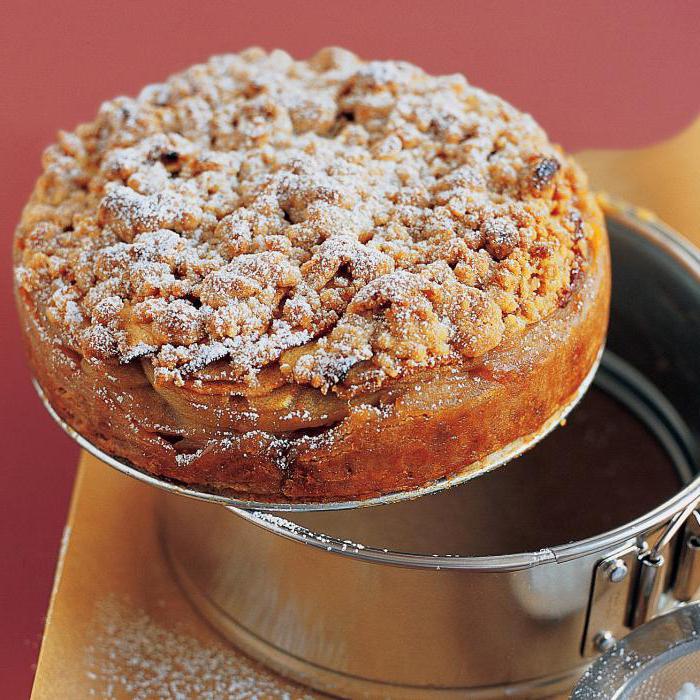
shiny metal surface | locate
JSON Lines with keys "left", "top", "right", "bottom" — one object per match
{"left": 606, "top": 558, "right": 630, "bottom": 583}
{"left": 159, "top": 373, "right": 695, "bottom": 697}
{"left": 674, "top": 511, "right": 700, "bottom": 602}
{"left": 572, "top": 602, "right": 700, "bottom": 699}
{"left": 630, "top": 551, "right": 667, "bottom": 629}
{"left": 583, "top": 544, "right": 639, "bottom": 656}
{"left": 157, "top": 205, "right": 700, "bottom": 697}
{"left": 593, "top": 631, "right": 617, "bottom": 654}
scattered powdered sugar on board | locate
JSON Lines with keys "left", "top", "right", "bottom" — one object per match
{"left": 85, "top": 596, "right": 317, "bottom": 699}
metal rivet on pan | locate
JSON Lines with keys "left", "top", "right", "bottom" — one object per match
{"left": 606, "top": 558, "right": 629, "bottom": 582}
{"left": 593, "top": 631, "right": 617, "bottom": 653}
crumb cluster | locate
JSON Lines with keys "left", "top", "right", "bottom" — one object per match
{"left": 15, "top": 47, "right": 593, "bottom": 393}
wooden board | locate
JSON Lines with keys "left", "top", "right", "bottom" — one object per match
{"left": 30, "top": 454, "right": 324, "bottom": 699}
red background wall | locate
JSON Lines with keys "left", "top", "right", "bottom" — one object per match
{"left": 1, "top": 1, "right": 698, "bottom": 696}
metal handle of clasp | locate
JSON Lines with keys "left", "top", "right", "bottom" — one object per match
{"left": 630, "top": 497, "right": 700, "bottom": 628}
{"left": 673, "top": 509, "right": 700, "bottom": 602}
{"left": 582, "top": 498, "right": 700, "bottom": 656}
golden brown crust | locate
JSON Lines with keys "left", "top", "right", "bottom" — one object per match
{"left": 14, "top": 48, "right": 610, "bottom": 501}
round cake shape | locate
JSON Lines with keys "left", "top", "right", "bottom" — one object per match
{"left": 14, "top": 47, "right": 609, "bottom": 503}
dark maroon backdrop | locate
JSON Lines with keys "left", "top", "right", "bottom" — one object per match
{"left": 1, "top": 1, "right": 698, "bottom": 696}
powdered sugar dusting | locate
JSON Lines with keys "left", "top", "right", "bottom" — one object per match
{"left": 16, "top": 46, "right": 596, "bottom": 394}
{"left": 677, "top": 684, "right": 700, "bottom": 700}
{"left": 85, "top": 596, "right": 317, "bottom": 699}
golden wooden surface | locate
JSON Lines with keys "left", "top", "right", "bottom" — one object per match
{"left": 31, "top": 455, "right": 324, "bottom": 699}
{"left": 578, "top": 117, "right": 700, "bottom": 245}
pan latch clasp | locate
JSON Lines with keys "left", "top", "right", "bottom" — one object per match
{"left": 582, "top": 500, "right": 700, "bottom": 657}
{"left": 631, "top": 499, "right": 700, "bottom": 627}
{"left": 581, "top": 544, "right": 639, "bottom": 656}
{"left": 673, "top": 509, "right": 700, "bottom": 602}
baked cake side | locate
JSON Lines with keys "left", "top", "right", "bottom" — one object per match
{"left": 14, "top": 48, "right": 609, "bottom": 501}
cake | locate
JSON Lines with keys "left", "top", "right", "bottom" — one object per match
{"left": 14, "top": 47, "right": 610, "bottom": 502}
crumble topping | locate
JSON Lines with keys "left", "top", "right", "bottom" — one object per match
{"left": 15, "top": 47, "right": 595, "bottom": 393}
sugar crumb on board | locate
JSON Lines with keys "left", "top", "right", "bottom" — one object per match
{"left": 85, "top": 596, "right": 319, "bottom": 699}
